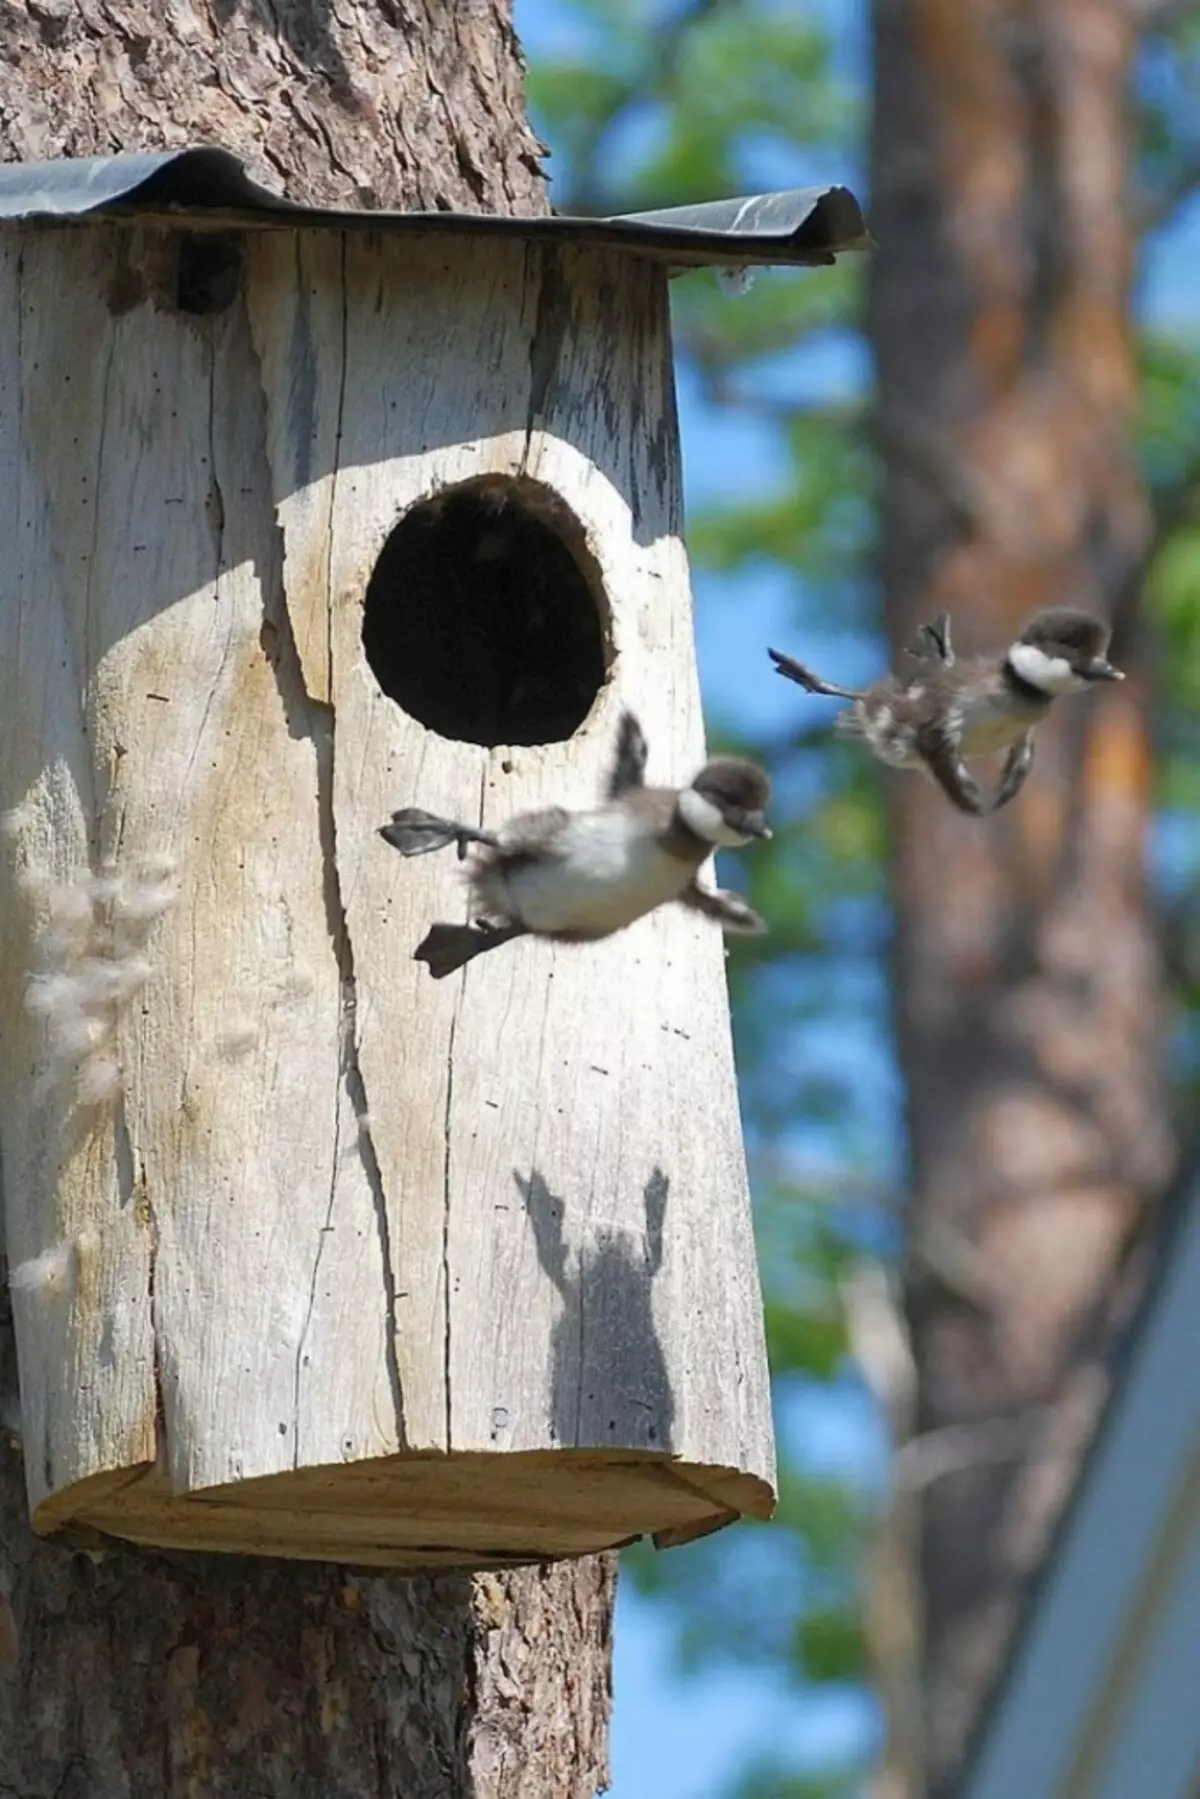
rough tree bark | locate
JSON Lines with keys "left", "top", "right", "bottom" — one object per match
{"left": 0, "top": 0, "right": 547, "bottom": 213}
{"left": 0, "top": 5, "right": 617, "bottom": 1796}
{"left": 868, "top": 1, "right": 1172, "bottom": 1792}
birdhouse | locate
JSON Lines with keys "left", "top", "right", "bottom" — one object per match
{"left": 0, "top": 149, "right": 867, "bottom": 1568}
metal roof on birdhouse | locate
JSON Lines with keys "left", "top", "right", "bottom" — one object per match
{"left": 0, "top": 144, "right": 869, "bottom": 268}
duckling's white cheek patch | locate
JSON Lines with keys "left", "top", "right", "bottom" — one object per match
{"left": 680, "top": 788, "right": 745, "bottom": 845}
{"left": 1008, "top": 643, "right": 1082, "bottom": 694}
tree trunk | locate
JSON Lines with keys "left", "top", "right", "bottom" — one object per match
{"left": 867, "top": 1, "right": 1171, "bottom": 1791}
{"left": 0, "top": 0, "right": 547, "bottom": 215}
{"left": 0, "top": 6, "right": 615, "bottom": 1796}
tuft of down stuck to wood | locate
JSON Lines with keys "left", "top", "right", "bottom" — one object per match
{"left": 0, "top": 219, "right": 775, "bottom": 1568}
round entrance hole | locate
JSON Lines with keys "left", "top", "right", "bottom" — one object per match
{"left": 362, "top": 481, "right": 609, "bottom": 747}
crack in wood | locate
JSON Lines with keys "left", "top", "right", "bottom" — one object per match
{"left": 522, "top": 246, "right": 571, "bottom": 468}
{"left": 260, "top": 238, "right": 406, "bottom": 1450}
{"left": 292, "top": 1113, "right": 340, "bottom": 1467}
{"left": 125, "top": 1127, "right": 167, "bottom": 1460}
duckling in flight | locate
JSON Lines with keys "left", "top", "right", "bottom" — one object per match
{"left": 768, "top": 607, "right": 1123, "bottom": 815}
{"left": 382, "top": 713, "right": 772, "bottom": 978}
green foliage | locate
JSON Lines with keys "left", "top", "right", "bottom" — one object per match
{"left": 672, "top": 264, "right": 860, "bottom": 371}
{"left": 1140, "top": 333, "right": 1200, "bottom": 489}
{"left": 1148, "top": 523, "right": 1200, "bottom": 719}
{"left": 729, "top": 1764, "right": 865, "bottom": 1799}
{"left": 622, "top": 1462, "right": 866, "bottom": 1677}
{"left": 795, "top": 1604, "right": 864, "bottom": 1684}
{"left": 688, "top": 412, "right": 873, "bottom": 587}
{"left": 527, "top": 0, "right": 853, "bottom": 213}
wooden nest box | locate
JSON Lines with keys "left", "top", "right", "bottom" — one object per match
{"left": 0, "top": 149, "right": 867, "bottom": 1569}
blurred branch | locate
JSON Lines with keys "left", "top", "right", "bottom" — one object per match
{"left": 873, "top": 406, "right": 1009, "bottom": 541}
{"left": 843, "top": 1261, "right": 914, "bottom": 1424}
{"left": 760, "top": 1159, "right": 996, "bottom": 1324}
{"left": 843, "top": 1264, "right": 926, "bottom": 1799}
{"left": 893, "top": 1412, "right": 1049, "bottom": 1493}
{"left": 843, "top": 1260, "right": 1025, "bottom": 1797}
{"left": 689, "top": 362, "right": 862, "bottom": 433}
{"left": 907, "top": 1217, "right": 997, "bottom": 1317}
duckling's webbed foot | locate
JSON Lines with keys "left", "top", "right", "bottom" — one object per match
{"left": 906, "top": 613, "right": 955, "bottom": 666}
{"left": 380, "top": 810, "right": 501, "bottom": 860}
{"left": 414, "top": 919, "right": 529, "bottom": 980}
{"left": 767, "top": 647, "right": 862, "bottom": 702}
{"left": 917, "top": 727, "right": 987, "bottom": 816}
{"left": 679, "top": 880, "right": 767, "bottom": 936}
{"left": 992, "top": 733, "right": 1035, "bottom": 811}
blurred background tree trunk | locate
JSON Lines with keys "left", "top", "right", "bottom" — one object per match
{"left": 0, "top": 6, "right": 616, "bottom": 1796}
{"left": 868, "top": 1, "right": 1173, "bottom": 1792}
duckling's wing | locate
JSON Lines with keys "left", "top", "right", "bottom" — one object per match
{"left": 607, "top": 712, "right": 649, "bottom": 797}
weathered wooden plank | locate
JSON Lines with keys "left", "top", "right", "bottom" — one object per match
{"left": 312, "top": 232, "right": 552, "bottom": 1454}
{"left": 0, "top": 229, "right": 159, "bottom": 1517}
{"left": 244, "top": 230, "right": 345, "bottom": 705}
{"left": 1, "top": 226, "right": 400, "bottom": 1525}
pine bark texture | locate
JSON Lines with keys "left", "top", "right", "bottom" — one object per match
{"left": 0, "top": 0, "right": 548, "bottom": 215}
{"left": 868, "top": 1, "right": 1171, "bottom": 1791}
{"left": 0, "top": 5, "right": 616, "bottom": 1796}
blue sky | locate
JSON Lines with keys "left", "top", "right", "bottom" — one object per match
{"left": 512, "top": 3, "right": 1200, "bottom": 1794}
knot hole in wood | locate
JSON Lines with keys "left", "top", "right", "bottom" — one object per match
{"left": 175, "top": 232, "right": 243, "bottom": 316}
